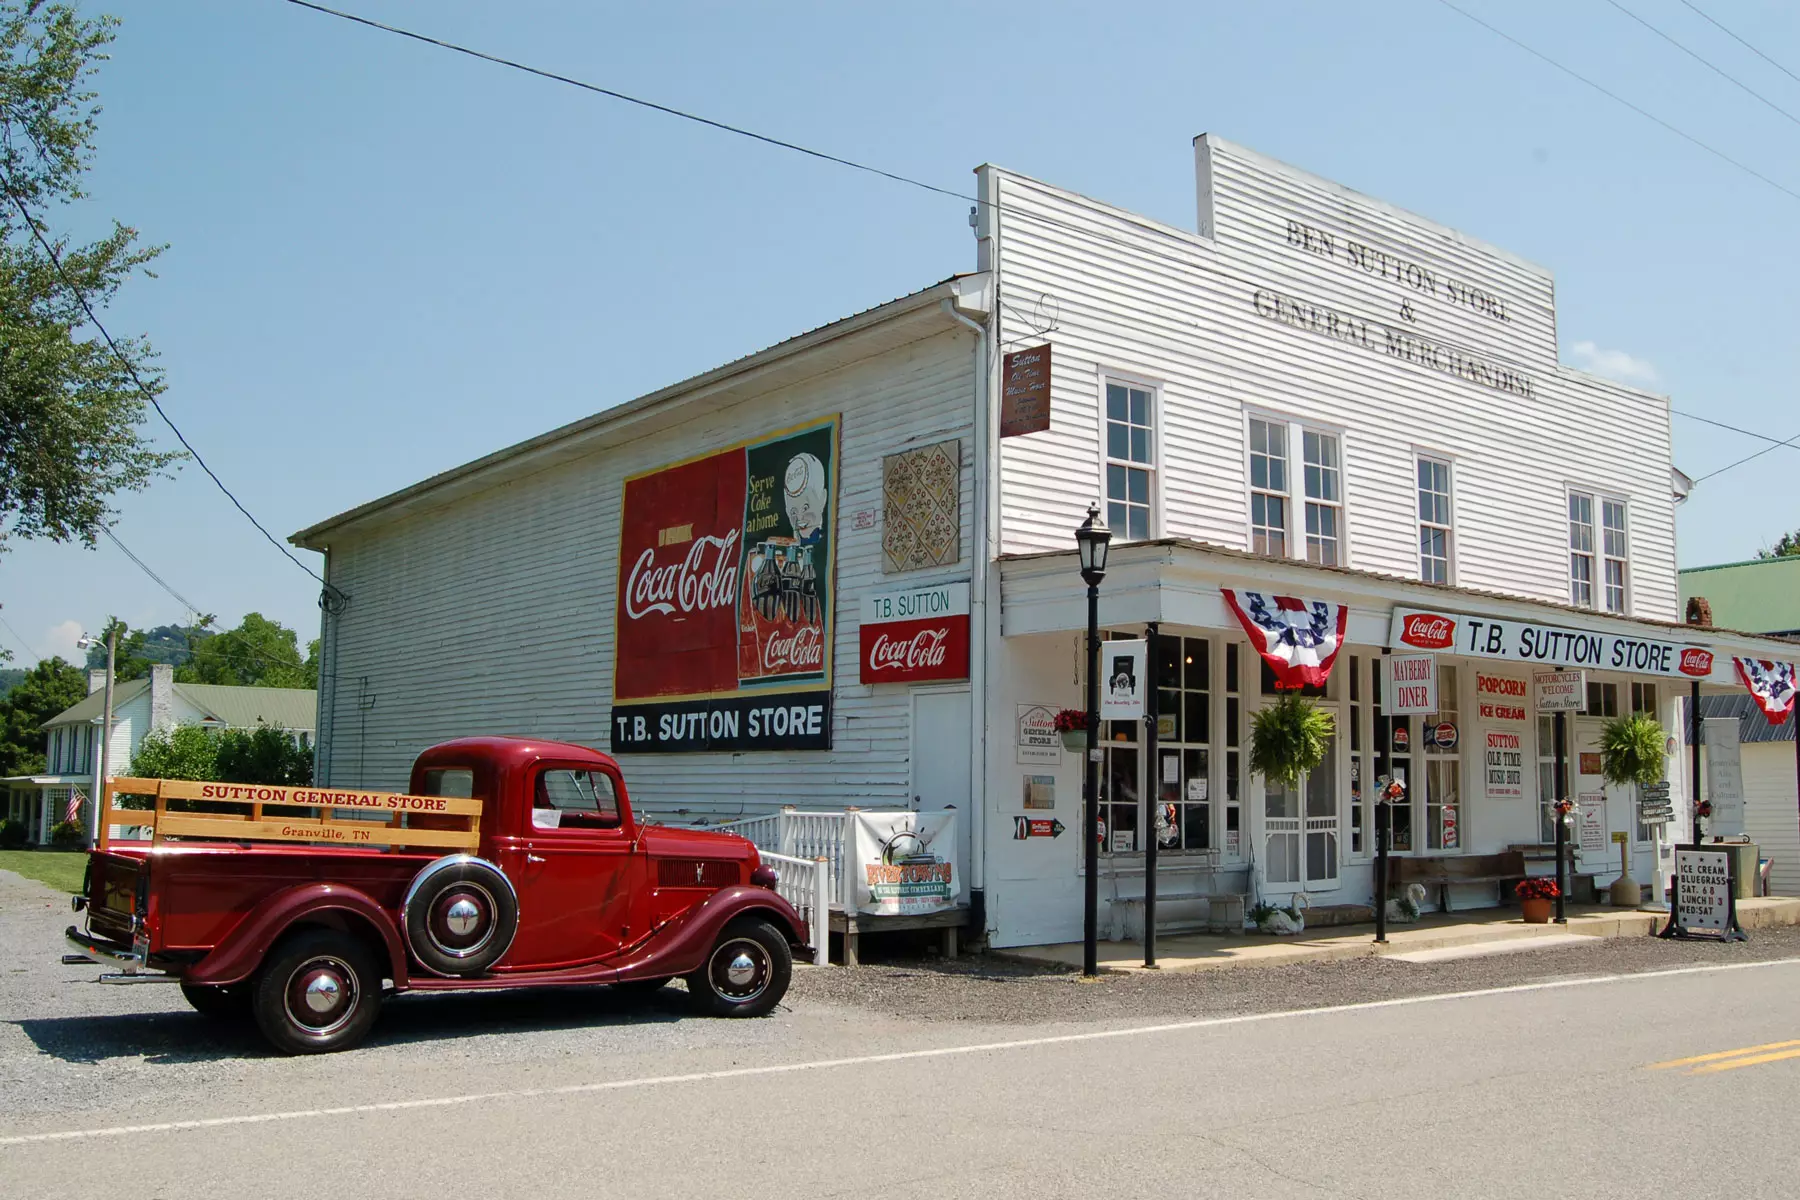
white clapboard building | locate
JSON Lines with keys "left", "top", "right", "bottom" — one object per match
{"left": 293, "top": 135, "right": 1798, "bottom": 950}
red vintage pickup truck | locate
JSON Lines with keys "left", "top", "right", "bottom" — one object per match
{"left": 63, "top": 736, "right": 806, "bottom": 1054}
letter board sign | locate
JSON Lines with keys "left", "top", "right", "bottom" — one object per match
{"left": 859, "top": 581, "right": 971, "bottom": 684}
{"left": 612, "top": 416, "right": 839, "bottom": 752}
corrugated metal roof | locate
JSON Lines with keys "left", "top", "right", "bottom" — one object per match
{"left": 1686, "top": 694, "right": 1797, "bottom": 744}
{"left": 1678, "top": 556, "right": 1800, "bottom": 636}
{"left": 43, "top": 680, "right": 316, "bottom": 733}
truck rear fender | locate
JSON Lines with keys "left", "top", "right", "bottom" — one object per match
{"left": 613, "top": 885, "right": 808, "bottom": 982}
{"left": 184, "top": 882, "right": 409, "bottom": 989}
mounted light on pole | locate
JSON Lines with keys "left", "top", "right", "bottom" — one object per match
{"left": 1075, "top": 502, "right": 1111, "bottom": 978}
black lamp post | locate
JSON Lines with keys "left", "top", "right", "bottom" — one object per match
{"left": 1076, "top": 502, "right": 1112, "bottom": 978}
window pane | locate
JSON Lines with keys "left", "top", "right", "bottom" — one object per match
{"left": 1107, "top": 462, "right": 1127, "bottom": 501}
{"left": 1269, "top": 457, "right": 1286, "bottom": 493}
{"left": 1128, "top": 467, "right": 1149, "bottom": 505}
{"left": 1130, "top": 425, "right": 1148, "bottom": 463}
{"left": 1109, "top": 502, "right": 1127, "bottom": 531}
{"left": 1251, "top": 456, "right": 1268, "bottom": 490}
{"left": 1108, "top": 422, "right": 1129, "bottom": 461}
{"left": 1107, "top": 383, "right": 1127, "bottom": 422}
{"left": 1129, "top": 387, "right": 1147, "bottom": 426}
{"left": 1129, "top": 505, "right": 1149, "bottom": 540}
{"left": 1250, "top": 418, "right": 1268, "bottom": 455}
{"left": 1266, "top": 495, "right": 1285, "bottom": 531}
{"left": 1184, "top": 638, "right": 1209, "bottom": 691}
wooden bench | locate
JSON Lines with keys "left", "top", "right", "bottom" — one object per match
{"left": 1386, "top": 851, "right": 1526, "bottom": 913}
{"left": 1111, "top": 889, "right": 1246, "bottom": 937}
{"left": 829, "top": 906, "right": 968, "bottom": 966}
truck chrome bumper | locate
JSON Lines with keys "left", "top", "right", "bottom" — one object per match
{"left": 64, "top": 925, "right": 174, "bottom": 983}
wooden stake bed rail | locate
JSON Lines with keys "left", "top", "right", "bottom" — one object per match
{"left": 97, "top": 777, "right": 482, "bottom": 853}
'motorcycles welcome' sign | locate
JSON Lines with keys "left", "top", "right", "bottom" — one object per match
{"left": 612, "top": 417, "right": 839, "bottom": 752}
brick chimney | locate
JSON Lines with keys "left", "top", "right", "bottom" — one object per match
{"left": 148, "top": 663, "right": 174, "bottom": 732}
{"left": 1686, "top": 596, "right": 1713, "bottom": 628}
{"left": 88, "top": 669, "right": 107, "bottom": 695}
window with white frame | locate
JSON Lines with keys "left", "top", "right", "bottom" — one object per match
{"left": 1417, "top": 457, "right": 1452, "bottom": 584}
{"left": 1105, "top": 380, "right": 1154, "bottom": 541}
{"left": 1248, "top": 416, "right": 1288, "bottom": 556}
{"left": 1568, "top": 492, "right": 1596, "bottom": 607}
{"left": 1302, "top": 430, "right": 1342, "bottom": 566}
{"left": 1602, "top": 499, "right": 1629, "bottom": 614}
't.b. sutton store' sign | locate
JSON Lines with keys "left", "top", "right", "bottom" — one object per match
{"left": 1389, "top": 606, "right": 1715, "bottom": 680}
{"left": 860, "top": 581, "right": 971, "bottom": 684}
{"left": 612, "top": 417, "right": 838, "bottom": 753}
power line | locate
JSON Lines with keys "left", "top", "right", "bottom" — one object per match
{"left": 1678, "top": 0, "right": 1800, "bottom": 88}
{"left": 0, "top": 183, "right": 335, "bottom": 594}
{"left": 0, "top": 610, "right": 43, "bottom": 663}
{"left": 1432, "top": 0, "right": 1800, "bottom": 205}
{"left": 97, "top": 527, "right": 205, "bottom": 620}
{"left": 1693, "top": 429, "right": 1800, "bottom": 483}
{"left": 1601, "top": 0, "right": 1800, "bottom": 130}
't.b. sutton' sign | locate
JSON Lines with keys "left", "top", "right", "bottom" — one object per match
{"left": 1390, "top": 606, "right": 1716, "bottom": 681}
{"left": 860, "top": 581, "right": 971, "bottom": 684}
{"left": 612, "top": 417, "right": 838, "bottom": 753}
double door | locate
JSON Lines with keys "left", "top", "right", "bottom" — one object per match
{"left": 1262, "top": 713, "right": 1342, "bottom": 893}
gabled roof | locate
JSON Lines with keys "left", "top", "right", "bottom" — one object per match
{"left": 44, "top": 681, "right": 316, "bottom": 733}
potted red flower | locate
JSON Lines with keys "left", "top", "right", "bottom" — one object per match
{"left": 1053, "top": 708, "right": 1089, "bottom": 752}
{"left": 1515, "top": 877, "right": 1561, "bottom": 924}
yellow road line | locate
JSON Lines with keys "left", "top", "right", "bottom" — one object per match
{"left": 1690, "top": 1047, "right": 1800, "bottom": 1076}
{"left": 1648, "top": 1040, "right": 1800, "bottom": 1070}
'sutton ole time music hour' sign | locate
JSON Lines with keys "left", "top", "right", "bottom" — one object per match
{"left": 859, "top": 581, "right": 971, "bottom": 685}
{"left": 611, "top": 417, "right": 839, "bottom": 753}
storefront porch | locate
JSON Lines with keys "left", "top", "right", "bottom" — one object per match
{"left": 1002, "top": 895, "right": 1800, "bottom": 973}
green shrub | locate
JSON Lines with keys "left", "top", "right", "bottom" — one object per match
{"left": 49, "top": 820, "right": 86, "bottom": 850}
{"left": 0, "top": 818, "right": 26, "bottom": 849}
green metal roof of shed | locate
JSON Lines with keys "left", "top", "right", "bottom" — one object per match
{"left": 1679, "top": 556, "right": 1800, "bottom": 636}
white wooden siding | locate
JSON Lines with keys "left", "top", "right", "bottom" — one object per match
{"left": 317, "top": 328, "right": 975, "bottom": 820}
{"left": 990, "top": 136, "right": 1679, "bottom": 621}
{"left": 1741, "top": 743, "right": 1799, "bottom": 898}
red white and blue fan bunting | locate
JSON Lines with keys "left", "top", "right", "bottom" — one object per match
{"left": 1221, "top": 589, "right": 1350, "bottom": 689}
{"left": 1733, "top": 657, "right": 1798, "bottom": 722}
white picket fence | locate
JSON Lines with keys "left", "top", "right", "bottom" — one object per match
{"left": 758, "top": 850, "right": 832, "bottom": 967}
{"left": 717, "top": 808, "right": 852, "bottom": 911}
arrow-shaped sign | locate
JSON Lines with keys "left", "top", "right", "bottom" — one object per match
{"left": 1013, "top": 816, "right": 1066, "bottom": 840}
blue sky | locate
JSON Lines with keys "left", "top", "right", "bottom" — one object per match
{"left": 3, "top": 0, "right": 1797, "bottom": 666}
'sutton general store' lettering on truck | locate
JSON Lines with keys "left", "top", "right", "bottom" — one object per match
{"left": 198, "top": 784, "right": 449, "bottom": 812}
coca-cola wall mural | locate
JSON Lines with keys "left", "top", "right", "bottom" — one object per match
{"left": 612, "top": 417, "right": 839, "bottom": 752}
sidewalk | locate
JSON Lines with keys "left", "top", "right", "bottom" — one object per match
{"left": 1000, "top": 896, "right": 1800, "bottom": 973}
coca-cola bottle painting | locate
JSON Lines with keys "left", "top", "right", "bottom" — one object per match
{"left": 738, "top": 426, "right": 833, "bottom": 684}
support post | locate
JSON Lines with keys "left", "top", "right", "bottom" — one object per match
{"left": 1793, "top": 704, "right": 1799, "bottom": 897}
{"left": 91, "top": 626, "right": 117, "bottom": 849}
{"left": 1144, "top": 621, "right": 1160, "bottom": 969}
{"left": 1554, "top": 709, "right": 1569, "bottom": 924}
{"left": 1374, "top": 653, "right": 1390, "bottom": 944}
{"left": 812, "top": 856, "right": 830, "bottom": 967}
{"left": 1082, "top": 582, "right": 1101, "bottom": 978}
{"left": 1691, "top": 679, "right": 1705, "bottom": 842}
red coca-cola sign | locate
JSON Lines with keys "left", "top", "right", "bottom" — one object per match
{"left": 1679, "top": 647, "right": 1714, "bottom": 677}
{"left": 1400, "top": 612, "right": 1456, "bottom": 650}
{"left": 859, "top": 581, "right": 971, "bottom": 684}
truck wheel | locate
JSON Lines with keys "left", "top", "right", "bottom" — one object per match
{"left": 251, "top": 929, "right": 382, "bottom": 1055}
{"left": 403, "top": 856, "right": 518, "bottom": 977}
{"left": 686, "top": 919, "right": 791, "bottom": 1018}
{"left": 180, "top": 981, "right": 250, "bottom": 1020}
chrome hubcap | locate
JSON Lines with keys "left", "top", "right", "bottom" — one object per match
{"left": 429, "top": 884, "right": 496, "bottom": 958}
{"left": 444, "top": 898, "right": 482, "bottom": 936}
{"left": 285, "top": 956, "right": 358, "bottom": 1036}
{"left": 709, "top": 938, "right": 770, "bottom": 1003}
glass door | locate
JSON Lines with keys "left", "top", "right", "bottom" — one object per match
{"left": 1263, "top": 777, "right": 1302, "bottom": 888}
{"left": 1304, "top": 730, "right": 1341, "bottom": 890}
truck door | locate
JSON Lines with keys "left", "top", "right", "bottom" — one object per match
{"left": 501, "top": 764, "right": 642, "bottom": 970}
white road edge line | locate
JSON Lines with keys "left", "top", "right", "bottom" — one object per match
{"left": 5, "top": 955, "right": 1797, "bottom": 1148}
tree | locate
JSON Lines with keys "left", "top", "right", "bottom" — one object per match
{"left": 215, "top": 727, "right": 312, "bottom": 786}
{"left": 179, "top": 612, "right": 310, "bottom": 688}
{"left": 127, "top": 723, "right": 214, "bottom": 781}
{"left": 1, "top": 2, "right": 178, "bottom": 556}
{"left": 84, "top": 615, "right": 213, "bottom": 681}
{"left": 1758, "top": 531, "right": 1800, "bottom": 560}
{"left": 0, "top": 653, "right": 84, "bottom": 774}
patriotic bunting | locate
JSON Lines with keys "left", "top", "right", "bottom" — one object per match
{"left": 1221, "top": 588, "right": 1350, "bottom": 690}
{"left": 1733, "top": 657, "right": 1798, "bottom": 723}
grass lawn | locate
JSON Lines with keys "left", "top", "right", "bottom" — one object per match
{"left": 0, "top": 849, "right": 87, "bottom": 895}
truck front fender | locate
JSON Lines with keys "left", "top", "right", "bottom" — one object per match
{"left": 613, "top": 885, "right": 807, "bottom": 982}
{"left": 184, "top": 882, "right": 409, "bottom": 988}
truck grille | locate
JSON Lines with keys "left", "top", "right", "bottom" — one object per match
{"left": 657, "top": 859, "right": 739, "bottom": 889}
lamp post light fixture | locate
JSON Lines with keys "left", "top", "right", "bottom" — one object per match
{"left": 75, "top": 627, "right": 119, "bottom": 849}
{"left": 1074, "top": 502, "right": 1112, "bottom": 978}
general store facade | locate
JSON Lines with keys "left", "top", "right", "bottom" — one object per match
{"left": 294, "top": 136, "right": 1799, "bottom": 950}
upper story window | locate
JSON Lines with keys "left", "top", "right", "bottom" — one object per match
{"left": 1248, "top": 417, "right": 1288, "bottom": 557}
{"left": 1569, "top": 490, "right": 1628, "bottom": 613}
{"left": 1105, "top": 380, "right": 1154, "bottom": 540}
{"left": 1247, "top": 415, "right": 1345, "bottom": 566}
{"left": 1302, "top": 430, "right": 1342, "bottom": 566}
{"left": 1417, "top": 457, "right": 1452, "bottom": 584}
{"left": 1568, "top": 492, "right": 1596, "bottom": 608}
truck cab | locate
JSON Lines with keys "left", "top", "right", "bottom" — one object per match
{"left": 65, "top": 737, "right": 805, "bottom": 1054}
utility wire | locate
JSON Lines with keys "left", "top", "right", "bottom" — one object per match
{"left": 1678, "top": 0, "right": 1800, "bottom": 88}
{"left": 0, "top": 610, "right": 43, "bottom": 663}
{"left": 0, "top": 183, "right": 334, "bottom": 593}
{"left": 97, "top": 527, "right": 205, "bottom": 621}
{"left": 1433, "top": 0, "right": 1800, "bottom": 204}
{"left": 1693, "top": 429, "right": 1800, "bottom": 483}
{"left": 1601, "top": 0, "right": 1800, "bottom": 130}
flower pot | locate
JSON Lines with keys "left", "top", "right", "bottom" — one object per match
{"left": 1520, "top": 897, "right": 1553, "bottom": 924}
{"left": 1060, "top": 730, "right": 1087, "bottom": 752}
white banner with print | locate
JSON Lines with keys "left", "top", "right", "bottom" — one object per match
{"left": 851, "top": 811, "right": 963, "bottom": 916}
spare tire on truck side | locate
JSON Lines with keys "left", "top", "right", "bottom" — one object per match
{"left": 403, "top": 855, "right": 519, "bottom": 977}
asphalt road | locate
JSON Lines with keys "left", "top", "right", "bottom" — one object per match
{"left": 6, "top": 867, "right": 1800, "bottom": 1199}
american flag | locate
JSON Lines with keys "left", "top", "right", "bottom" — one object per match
{"left": 65, "top": 788, "right": 86, "bottom": 827}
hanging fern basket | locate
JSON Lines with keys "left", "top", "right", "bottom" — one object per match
{"left": 1599, "top": 713, "right": 1668, "bottom": 788}
{"left": 1249, "top": 694, "right": 1336, "bottom": 788}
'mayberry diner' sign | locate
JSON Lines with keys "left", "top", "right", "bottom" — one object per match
{"left": 612, "top": 416, "right": 839, "bottom": 753}
{"left": 1389, "top": 606, "right": 1715, "bottom": 681}
{"left": 859, "top": 581, "right": 970, "bottom": 684}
